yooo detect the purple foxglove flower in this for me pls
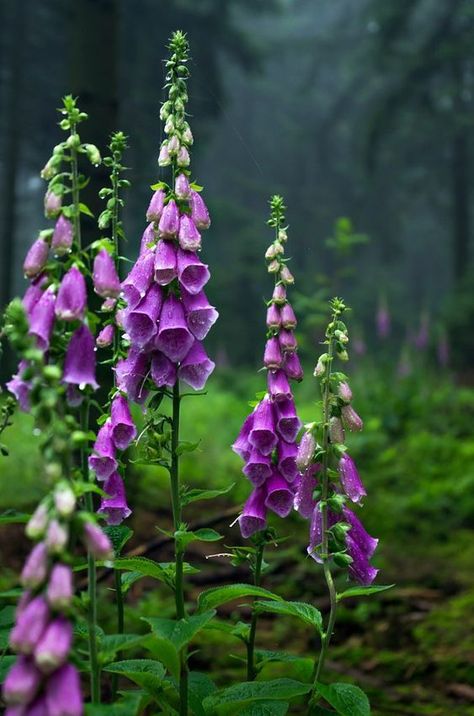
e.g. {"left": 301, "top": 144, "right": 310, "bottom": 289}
{"left": 63, "top": 324, "right": 99, "bottom": 391}
{"left": 242, "top": 447, "right": 272, "bottom": 487}
{"left": 44, "top": 189, "right": 62, "bottom": 217}
{"left": 146, "top": 189, "right": 166, "bottom": 222}
{"left": 25, "top": 503, "right": 49, "bottom": 540}
{"left": 294, "top": 466, "right": 319, "bottom": 519}
{"left": 272, "top": 283, "right": 286, "bottom": 305}
{"left": 115, "top": 348, "right": 150, "bottom": 404}
{"left": 347, "top": 535, "right": 378, "bottom": 585}
{"left": 124, "top": 283, "right": 163, "bottom": 348}
{"left": 96, "top": 324, "right": 114, "bottom": 348}
{"left": 263, "top": 337, "right": 282, "bottom": 369}
{"left": 177, "top": 249, "right": 210, "bottom": 295}
{"left": 20, "top": 543, "right": 48, "bottom": 589}
{"left": 277, "top": 440, "right": 298, "bottom": 482}
{"left": 2, "top": 656, "right": 42, "bottom": 706}
{"left": 376, "top": 303, "right": 390, "bottom": 338}
{"left": 342, "top": 507, "right": 378, "bottom": 559}
{"left": 54, "top": 483, "right": 75, "bottom": 517}
{"left": 9, "top": 596, "right": 50, "bottom": 654}
{"left": 339, "top": 453, "right": 366, "bottom": 503}
{"left": 93, "top": 249, "right": 121, "bottom": 298}
{"left": 88, "top": 421, "right": 117, "bottom": 481}
{"left": 82, "top": 522, "right": 113, "bottom": 560}
{"left": 155, "top": 293, "right": 194, "bottom": 362}
{"left": 267, "top": 369, "right": 291, "bottom": 402}
{"left": 98, "top": 472, "right": 132, "bottom": 525}
{"left": 296, "top": 431, "right": 316, "bottom": 472}
{"left": 281, "top": 302, "right": 297, "bottom": 329}
{"left": 175, "top": 173, "right": 191, "bottom": 199}
{"left": 265, "top": 470, "right": 294, "bottom": 517}
{"left": 158, "top": 141, "right": 171, "bottom": 166}
{"left": 110, "top": 394, "right": 136, "bottom": 450}
{"left": 329, "top": 416, "right": 345, "bottom": 444}
{"left": 177, "top": 145, "right": 190, "bottom": 167}
{"left": 28, "top": 287, "right": 55, "bottom": 351}
{"left": 178, "top": 340, "right": 215, "bottom": 390}
{"left": 189, "top": 190, "right": 210, "bottom": 230}
{"left": 232, "top": 412, "right": 254, "bottom": 461}
{"left": 46, "top": 564, "right": 73, "bottom": 610}
{"left": 248, "top": 398, "right": 277, "bottom": 456}
{"left": 282, "top": 350, "right": 303, "bottom": 381}
{"left": 16, "top": 591, "right": 32, "bottom": 619}
{"left": 266, "top": 304, "right": 281, "bottom": 329}
{"left": 182, "top": 288, "right": 218, "bottom": 341}
{"left": 55, "top": 266, "right": 86, "bottom": 321}
{"left": 23, "top": 238, "right": 49, "bottom": 278}
{"left": 341, "top": 404, "right": 363, "bottom": 431}
{"left": 178, "top": 214, "right": 201, "bottom": 252}
{"left": 154, "top": 239, "right": 178, "bottom": 285}
{"left": 46, "top": 663, "right": 83, "bottom": 716}
{"left": 275, "top": 398, "right": 301, "bottom": 443}
{"left": 158, "top": 199, "right": 179, "bottom": 238}
{"left": 6, "top": 361, "right": 31, "bottom": 412}
{"left": 122, "top": 249, "right": 155, "bottom": 310}
{"left": 66, "top": 385, "right": 83, "bottom": 408}
{"left": 34, "top": 616, "right": 72, "bottom": 674}
{"left": 279, "top": 328, "right": 297, "bottom": 353}
{"left": 22, "top": 276, "right": 47, "bottom": 318}
{"left": 140, "top": 222, "right": 156, "bottom": 254}
{"left": 51, "top": 215, "right": 73, "bottom": 256}
{"left": 338, "top": 381, "right": 352, "bottom": 403}
{"left": 5, "top": 704, "right": 27, "bottom": 716}
{"left": 102, "top": 297, "right": 117, "bottom": 313}
{"left": 22, "top": 695, "right": 48, "bottom": 716}
{"left": 280, "top": 265, "right": 294, "bottom": 285}
{"left": 151, "top": 351, "right": 177, "bottom": 388}
{"left": 168, "top": 135, "right": 180, "bottom": 155}
{"left": 45, "top": 519, "right": 68, "bottom": 554}
{"left": 239, "top": 486, "right": 267, "bottom": 538}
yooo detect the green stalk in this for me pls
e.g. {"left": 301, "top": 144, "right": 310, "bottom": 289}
{"left": 246, "top": 541, "right": 265, "bottom": 681}
{"left": 170, "top": 381, "right": 188, "bottom": 715}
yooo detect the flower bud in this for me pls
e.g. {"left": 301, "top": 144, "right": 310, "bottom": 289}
{"left": 296, "top": 431, "right": 316, "bottom": 471}
{"left": 175, "top": 173, "right": 190, "bottom": 199}
{"left": 181, "top": 124, "right": 194, "bottom": 145}
{"left": 46, "top": 564, "right": 73, "bottom": 610}
{"left": 278, "top": 228, "right": 287, "bottom": 242}
{"left": 189, "top": 190, "right": 210, "bottom": 230}
{"left": 21, "top": 542, "right": 48, "bottom": 589}
{"left": 164, "top": 115, "right": 175, "bottom": 134}
{"left": 333, "top": 552, "right": 353, "bottom": 567}
{"left": 272, "top": 283, "right": 287, "bottom": 305}
{"left": 82, "top": 522, "right": 114, "bottom": 560}
{"left": 9, "top": 596, "right": 50, "bottom": 655}
{"left": 160, "top": 101, "right": 172, "bottom": 120}
{"left": 280, "top": 265, "right": 294, "bottom": 284}
{"left": 53, "top": 482, "right": 76, "bottom": 517}
{"left": 338, "top": 381, "right": 352, "bottom": 403}
{"left": 168, "top": 135, "right": 180, "bottom": 155}
{"left": 341, "top": 404, "right": 363, "bottom": 431}
{"left": 337, "top": 348, "right": 349, "bottom": 361}
{"left": 158, "top": 142, "right": 171, "bottom": 166}
{"left": 329, "top": 416, "right": 345, "bottom": 444}
{"left": 25, "top": 503, "right": 49, "bottom": 539}
{"left": 23, "top": 239, "right": 49, "bottom": 278}
{"left": 84, "top": 143, "right": 101, "bottom": 165}
{"left": 266, "top": 304, "right": 281, "bottom": 329}
{"left": 34, "top": 616, "right": 72, "bottom": 674}
{"left": 267, "top": 259, "right": 280, "bottom": 274}
{"left": 281, "top": 302, "right": 297, "bottom": 329}
{"left": 146, "top": 189, "right": 165, "bottom": 222}
{"left": 44, "top": 190, "right": 62, "bottom": 218}
{"left": 51, "top": 215, "right": 73, "bottom": 256}
{"left": 177, "top": 146, "right": 190, "bottom": 167}
{"left": 45, "top": 519, "right": 68, "bottom": 554}
{"left": 93, "top": 249, "right": 121, "bottom": 298}
{"left": 2, "top": 655, "right": 42, "bottom": 705}
{"left": 314, "top": 353, "right": 328, "bottom": 377}
{"left": 96, "top": 324, "right": 114, "bottom": 348}
{"left": 263, "top": 337, "right": 282, "bottom": 369}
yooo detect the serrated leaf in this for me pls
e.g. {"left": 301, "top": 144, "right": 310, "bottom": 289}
{"left": 181, "top": 483, "right": 234, "bottom": 506}
{"left": 238, "top": 702, "right": 289, "bottom": 716}
{"left": 104, "top": 525, "right": 134, "bottom": 556}
{"left": 315, "top": 682, "right": 370, "bottom": 716}
{"left": 203, "top": 679, "right": 311, "bottom": 714}
{"left": 113, "top": 557, "right": 171, "bottom": 584}
{"left": 142, "top": 611, "right": 216, "bottom": 652}
{"left": 336, "top": 584, "right": 395, "bottom": 602}
{"left": 103, "top": 659, "right": 165, "bottom": 695}
{"left": 177, "top": 528, "right": 222, "bottom": 549}
{"left": 98, "top": 633, "right": 145, "bottom": 659}
{"left": 254, "top": 600, "right": 323, "bottom": 634}
{"left": 188, "top": 672, "right": 217, "bottom": 716}
{"left": 197, "top": 584, "right": 282, "bottom": 613}
{"left": 0, "top": 510, "right": 29, "bottom": 524}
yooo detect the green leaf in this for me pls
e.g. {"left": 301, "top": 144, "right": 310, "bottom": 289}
{"left": 336, "top": 584, "right": 395, "bottom": 602}
{"left": 181, "top": 483, "right": 234, "bottom": 506}
{"left": 98, "top": 633, "right": 145, "bottom": 660}
{"left": 0, "top": 655, "right": 16, "bottom": 683}
{"left": 142, "top": 611, "right": 216, "bottom": 652}
{"left": 79, "top": 202, "right": 94, "bottom": 217}
{"left": 315, "top": 682, "right": 370, "bottom": 716}
{"left": 85, "top": 691, "right": 146, "bottom": 716}
{"left": 254, "top": 600, "right": 323, "bottom": 634}
{"left": 113, "top": 557, "right": 172, "bottom": 584}
{"left": 203, "top": 679, "right": 311, "bottom": 714}
{"left": 104, "top": 525, "right": 134, "bottom": 556}
{"left": 188, "top": 672, "right": 217, "bottom": 716}
{"left": 255, "top": 650, "right": 312, "bottom": 667}
{"left": 0, "top": 510, "right": 29, "bottom": 524}
{"left": 176, "top": 528, "right": 222, "bottom": 549}
{"left": 103, "top": 659, "right": 165, "bottom": 695}
{"left": 0, "top": 606, "right": 15, "bottom": 627}
{"left": 150, "top": 181, "right": 168, "bottom": 190}
{"left": 197, "top": 584, "right": 283, "bottom": 613}
{"left": 142, "top": 633, "right": 180, "bottom": 680}
{"left": 176, "top": 440, "right": 200, "bottom": 456}
{"left": 238, "top": 703, "right": 289, "bottom": 716}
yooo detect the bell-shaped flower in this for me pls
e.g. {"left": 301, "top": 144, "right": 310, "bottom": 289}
{"left": 20, "top": 543, "right": 48, "bottom": 590}
{"left": 150, "top": 351, "right": 177, "bottom": 388}
{"left": 265, "top": 470, "right": 294, "bottom": 517}
{"left": 124, "top": 283, "right": 163, "bottom": 348}
{"left": 275, "top": 398, "right": 301, "bottom": 443}
{"left": 232, "top": 412, "right": 254, "bottom": 461}
{"left": 339, "top": 453, "right": 366, "bottom": 503}
{"left": 98, "top": 472, "right": 132, "bottom": 525}
{"left": 155, "top": 293, "right": 194, "bottom": 362}
{"left": 177, "top": 249, "right": 210, "bottom": 295}
{"left": 82, "top": 523, "right": 113, "bottom": 560}
{"left": 178, "top": 340, "right": 215, "bottom": 390}
{"left": 2, "top": 655, "right": 42, "bottom": 706}
{"left": 158, "top": 199, "right": 179, "bottom": 238}
{"left": 294, "top": 466, "right": 319, "bottom": 518}
{"left": 110, "top": 394, "right": 136, "bottom": 450}
{"left": 242, "top": 447, "right": 272, "bottom": 487}
{"left": 93, "top": 249, "right": 121, "bottom": 298}
{"left": 122, "top": 249, "right": 155, "bottom": 310}
{"left": 34, "top": 616, "right": 72, "bottom": 674}
{"left": 154, "top": 239, "right": 177, "bottom": 285}
{"left": 239, "top": 486, "right": 267, "bottom": 538}
{"left": 46, "top": 663, "right": 83, "bottom": 716}
{"left": 282, "top": 351, "right": 303, "bottom": 381}
{"left": 9, "top": 596, "right": 50, "bottom": 655}
{"left": 266, "top": 304, "right": 281, "bottom": 329}
{"left": 263, "top": 337, "right": 282, "bottom": 369}
{"left": 267, "top": 369, "right": 291, "bottom": 402}
{"left": 248, "top": 398, "right": 277, "bottom": 456}
{"left": 63, "top": 324, "right": 98, "bottom": 391}
{"left": 23, "top": 239, "right": 49, "bottom": 278}
{"left": 115, "top": 348, "right": 150, "bottom": 404}
{"left": 175, "top": 173, "right": 191, "bottom": 199}
{"left": 277, "top": 440, "right": 298, "bottom": 482}
{"left": 88, "top": 421, "right": 117, "bottom": 481}
{"left": 55, "top": 266, "right": 86, "bottom": 321}
{"left": 51, "top": 215, "right": 73, "bottom": 256}
{"left": 46, "top": 565, "right": 73, "bottom": 610}
{"left": 28, "top": 287, "right": 56, "bottom": 350}
{"left": 178, "top": 214, "right": 201, "bottom": 251}
{"left": 146, "top": 189, "right": 165, "bottom": 222}
{"left": 189, "top": 190, "right": 210, "bottom": 230}
{"left": 181, "top": 288, "right": 218, "bottom": 341}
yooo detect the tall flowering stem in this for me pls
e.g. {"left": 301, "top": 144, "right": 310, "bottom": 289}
{"left": 232, "top": 195, "right": 303, "bottom": 681}
{"left": 118, "top": 31, "right": 216, "bottom": 716}
{"left": 296, "top": 298, "right": 379, "bottom": 711}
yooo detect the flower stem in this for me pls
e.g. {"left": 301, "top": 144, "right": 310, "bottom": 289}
{"left": 170, "top": 381, "right": 188, "bottom": 715}
{"left": 111, "top": 568, "right": 124, "bottom": 700}
{"left": 246, "top": 540, "right": 265, "bottom": 681}
{"left": 310, "top": 321, "right": 337, "bottom": 706}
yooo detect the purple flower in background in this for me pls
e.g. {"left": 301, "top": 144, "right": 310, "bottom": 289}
{"left": 55, "top": 266, "right": 86, "bottom": 321}
{"left": 22, "top": 275, "right": 47, "bottom": 318}
{"left": 6, "top": 361, "right": 32, "bottom": 412}
{"left": 46, "top": 564, "right": 73, "bottom": 610}
{"left": 28, "top": 287, "right": 56, "bottom": 351}
{"left": 82, "top": 522, "right": 113, "bottom": 560}
{"left": 376, "top": 300, "right": 390, "bottom": 339}
{"left": 20, "top": 543, "right": 48, "bottom": 590}
{"left": 2, "top": 656, "right": 42, "bottom": 706}
{"left": 23, "top": 238, "right": 49, "bottom": 279}
{"left": 46, "top": 663, "right": 83, "bottom": 716}
{"left": 63, "top": 324, "right": 98, "bottom": 391}
{"left": 34, "top": 616, "right": 72, "bottom": 673}
{"left": 98, "top": 472, "right": 132, "bottom": 525}
{"left": 110, "top": 394, "right": 137, "bottom": 450}
{"left": 339, "top": 453, "right": 366, "bottom": 503}
{"left": 96, "top": 324, "right": 115, "bottom": 348}
{"left": 93, "top": 248, "right": 121, "bottom": 298}
{"left": 414, "top": 313, "right": 430, "bottom": 351}
{"left": 9, "top": 596, "right": 50, "bottom": 655}
{"left": 89, "top": 421, "right": 117, "bottom": 481}
{"left": 51, "top": 215, "right": 73, "bottom": 256}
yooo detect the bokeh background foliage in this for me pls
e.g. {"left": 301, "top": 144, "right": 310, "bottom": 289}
{"left": 1, "top": 1, "right": 474, "bottom": 714}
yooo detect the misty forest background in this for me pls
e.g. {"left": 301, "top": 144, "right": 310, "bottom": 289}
{"left": 1, "top": 1, "right": 474, "bottom": 715}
